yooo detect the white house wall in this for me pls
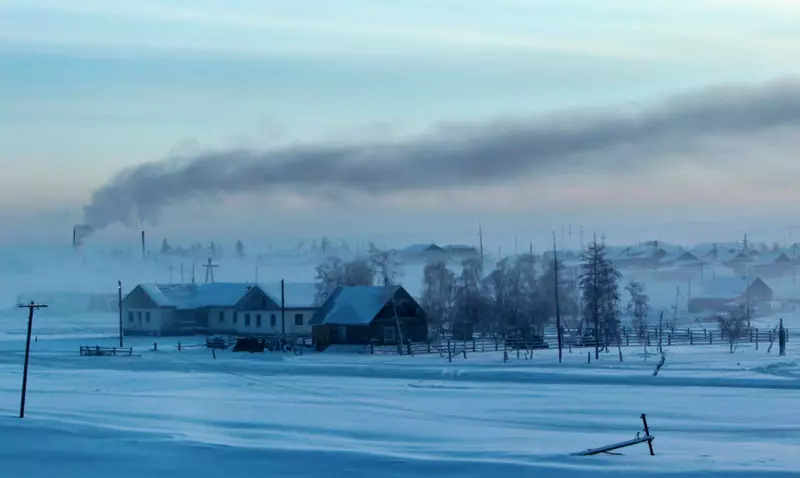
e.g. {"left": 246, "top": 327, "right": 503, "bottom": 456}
{"left": 207, "top": 308, "right": 315, "bottom": 336}
{"left": 122, "top": 307, "right": 171, "bottom": 334}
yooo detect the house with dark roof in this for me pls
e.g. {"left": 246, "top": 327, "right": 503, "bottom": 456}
{"left": 400, "top": 243, "right": 446, "bottom": 262}
{"left": 122, "top": 282, "right": 317, "bottom": 336}
{"left": 687, "top": 277, "right": 772, "bottom": 314}
{"left": 309, "top": 285, "right": 428, "bottom": 350}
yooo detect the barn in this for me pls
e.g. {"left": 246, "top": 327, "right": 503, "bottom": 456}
{"left": 309, "top": 285, "right": 428, "bottom": 350}
{"left": 687, "top": 277, "right": 773, "bottom": 314}
{"left": 121, "top": 282, "right": 317, "bottom": 336}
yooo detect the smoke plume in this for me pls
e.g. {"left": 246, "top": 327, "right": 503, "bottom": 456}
{"left": 83, "top": 78, "right": 800, "bottom": 231}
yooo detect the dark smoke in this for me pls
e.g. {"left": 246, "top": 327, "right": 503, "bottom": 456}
{"left": 83, "top": 78, "right": 800, "bottom": 230}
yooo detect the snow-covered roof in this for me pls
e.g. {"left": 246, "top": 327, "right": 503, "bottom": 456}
{"left": 134, "top": 282, "right": 261, "bottom": 309}
{"left": 751, "top": 252, "right": 791, "bottom": 266}
{"left": 696, "top": 277, "right": 767, "bottom": 300}
{"left": 260, "top": 282, "right": 317, "bottom": 308}
{"left": 309, "top": 285, "right": 403, "bottom": 326}
{"left": 402, "top": 243, "right": 443, "bottom": 253}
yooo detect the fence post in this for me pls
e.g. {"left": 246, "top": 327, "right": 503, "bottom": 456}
{"left": 779, "top": 319, "right": 786, "bottom": 357}
{"left": 587, "top": 352, "right": 591, "bottom": 364}
{"left": 689, "top": 330, "right": 693, "bottom": 346}
{"left": 472, "top": 339, "right": 476, "bottom": 352}
{"left": 755, "top": 328, "right": 759, "bottom": 350}
{"left": 667, "top": 333, "right": 671, "bottom": 346}
{"left": 427, "top": 341, "right": 431, "bottom": 353}
{"left": 178, "top": 342, "right": 182, "bottom": 351}
{"left": 749, "top": 328, "right": 753, "bottom": 343}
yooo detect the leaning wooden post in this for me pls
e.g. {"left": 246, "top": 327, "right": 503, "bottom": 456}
{"left": 779, "top": 319, "right": 786, "bottom": 357}
{"left": 641, "top": 413, "right": 655, "bottom": 456}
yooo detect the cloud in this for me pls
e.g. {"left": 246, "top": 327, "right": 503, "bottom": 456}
{"left": 82, "top": 78, "right": 800, "bottom": 231}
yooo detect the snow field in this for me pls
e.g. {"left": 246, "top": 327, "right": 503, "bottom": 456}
{"left": 0, "top": 311, "right": 798, "bottom": 477}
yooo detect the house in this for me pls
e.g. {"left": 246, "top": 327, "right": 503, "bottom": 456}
{"left": 309, "top": 285, "right": 428, "bottom": 350}
{"left": 400, "top": 243, "right": 446, "bottom": 261}
{"left": 443, "top": 245, "right": 480, "bottom": 259}
{"left": 687, "top": 277, "right": 773, "bottom": 314}
{"left": 121, "top": 282, "right": 317, "bottom": 336}
{"left": 748, "top": 252, "right": 794, "bottom": 277}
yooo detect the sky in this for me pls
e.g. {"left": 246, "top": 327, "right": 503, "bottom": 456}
{"left": 3, "top": 0, "right": 800, "bottom": 248}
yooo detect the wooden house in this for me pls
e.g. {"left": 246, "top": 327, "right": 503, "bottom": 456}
{"left": 309, "top": 285, "right": 428, "bottom": 350}
{"left": 687, "top": 277, "right": 772, "bottom": 314}
{"left": 121, "top": 282, "right": 317, "bottom": 336}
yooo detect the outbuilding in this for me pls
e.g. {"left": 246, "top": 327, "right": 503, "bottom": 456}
{"left": 309, "top": 285, "right": 428, "bottom": 350}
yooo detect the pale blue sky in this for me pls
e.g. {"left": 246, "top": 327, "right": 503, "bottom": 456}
{"left": 2, "top": 0, "right": 800, "bottom": 244}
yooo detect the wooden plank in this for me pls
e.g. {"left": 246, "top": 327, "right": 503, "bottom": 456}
{"left": 572, "top": 435, "right": 654, "bottom": 456}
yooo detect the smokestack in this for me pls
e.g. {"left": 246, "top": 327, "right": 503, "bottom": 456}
{"left": 141, "top": 230, "right": 146, "bottom": 261}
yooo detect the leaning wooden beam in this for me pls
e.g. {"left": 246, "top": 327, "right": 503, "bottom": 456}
{"left": 573, "top": 414, "right": 655, "bottom": 456}
{"left": 572, "top": 435, "right": 655, "bottom": 456}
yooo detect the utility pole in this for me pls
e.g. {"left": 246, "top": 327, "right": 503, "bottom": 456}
{"left": 180, "top": 262, "right": 184, "bottom": 284}
{"left": 203, "top": 257, "right": 218, "bottom": 283}
{"left": 281, "top": 279, "right": 286, "bottom": 335}
{"left": 553, "top": 232, "right": 563, "bottom": 363}
{"left": 167, "top": 261, "right": 175, "bottom": 284}
{"left": 118, "top": 281, "right": 124, "bottom": 347}
{"left": 478, "top": 223, "right": 484, "bottom": 276}
{"left": 593, "top": 234, "right": 600, "bottom": 360}
{"left": 18, "top": 301, "right": 47, "bottom": 418}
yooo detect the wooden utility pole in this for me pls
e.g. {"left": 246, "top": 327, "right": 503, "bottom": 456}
{"left": 167, "top": 261, "right": 175, "bottom": 284}
{"left": 18, "top": 301, "right": 47, "bottom": 418}
{"left": 118, "top": 281, "right": 124, "bottom": 347}
{"left": 553, "top": 232, "right": 563, "bottom": 363}
{"left": 281, "top": 279, "right": 286, "bottom": 336}
{"left": 203, "top": 257, "right": 218, "bottom": 283}
{"left": 593, "top": 234, "right": 600, "bottom": 360}
{"left": 478, "top": 223, "right": 484, "bottom": 275}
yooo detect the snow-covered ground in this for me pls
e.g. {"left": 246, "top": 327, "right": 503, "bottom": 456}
{"left": 0, "top": 311, "right": 798, "bottom": 476}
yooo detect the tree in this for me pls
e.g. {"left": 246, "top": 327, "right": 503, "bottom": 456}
{"left": 452, "top": 258, "right": 493, "bottom": 334}
{"left": 369, "top": 244, "right": 402, "bottom": 286}
{"left": 421, "top": 261, "right": 456, "bottom": 332}
{"left": 314, "top": 256, "right": 345, "bottom": 305}
{"left": 343, "top": 258, "right": 373, "bottom": 286}
{"left": 625, "top": 281, "right": 650, "bottom": 338}
{"left": 235, "top": 240, "right": 245, "bottom": 258}
{"left": 717, "top": 305, "right": 748, "bottom": 353}
{"left": 579, "top": 237, "right": 621, "bottom": 359}
{"left": 160, "top": 238, "right": 172, "bottom": 255}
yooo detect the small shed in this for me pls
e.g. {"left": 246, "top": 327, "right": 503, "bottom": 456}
{"left": 309, "top": 285, "right": 428, "bottom": 350}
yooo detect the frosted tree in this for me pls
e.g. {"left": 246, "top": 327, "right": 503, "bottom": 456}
{"left": 314, "top": 256, "right": 345, "bottom": 305}
{"left": 235, "top": 240, "right": 245, "bottom": 258}
{"left": 453, "top": 257, "right": 493, "bottom": 334}
{"left": 625, "top": 281, "right": 650, "bottom": 338}
{"left": 717, "top": 305, "right": 748, "bottom": 353}
{"left": 320, "top": 236, "right": 332, "bottom": 256}
{"left": 421, "top": 260, "right": 456, "bottom": 332}
{"left": 160, "top": 238, "right": 172, "bottom": 255}
{"left": 343, "top": 258, "right": 374, "bottom": 286}
{"left": 539, "top": 257, "right": 578, "bottom": 331}
{"left": 369, "top": 245, "right": 402, "bottom": 286}
{"left": 579, "top": 237, "right": 620, "bottom": 358}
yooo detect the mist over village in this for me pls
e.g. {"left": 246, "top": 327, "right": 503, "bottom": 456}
{"left": 4, "top": 1, "right": 800, "bottom": 476}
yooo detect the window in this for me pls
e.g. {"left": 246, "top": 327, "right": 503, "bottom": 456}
{"left": 294, "top": 313, "right": 303, "bottom": 326}
{"left": 270, "top": 314, "right": 276, "bottom": 327}
{"left": 245, "top": 314, "right": 251, "bottom": 327}
{"left": 233, "top": 312, "right": 238, "bottom": 324}
{"left": 256, "top": 314, "right": 262, "bottom": 327}
{"left": 219, "top": 311, "right": 225, "bottom": 323}
{"left": 128, "top": 312, "right": 134, "bottom": 323}
{"left": 146, "top": 312, "right": 151, "bottom": 323}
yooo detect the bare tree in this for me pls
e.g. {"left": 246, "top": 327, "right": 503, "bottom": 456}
{"left": 421, "top": 261, "right": 456, "bottom": 332}
{"left": 625, "top": 280, "right": 650, "bottom": 338}
{"left": 314, "top": 256, "right": 345, "bottom": 305}
{"left": 717, "top": 305, "right": 748, "bottom": 353}
{"left": 343, "top": 258, "right": 374, "bottom": 286}
{"left": 369, "top": 244, "right": 402, "bottom": 286}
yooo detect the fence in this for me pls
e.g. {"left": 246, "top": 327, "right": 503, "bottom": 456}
{"left": 369, "top": 325, "right": 789, "bottom": 357}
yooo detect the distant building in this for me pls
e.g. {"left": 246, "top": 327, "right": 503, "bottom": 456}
{"left": 309, "top": 285, "right": 428, "bottom": 350}
{"left": 442, "top": 245, "right": 480, "bottom": 260}
{"left": 400, "top": 243, "right": 446, "bottom": 262}
{"left": 121, "top": 282, "right": 317, "bottom": 336}
{"left": 687, "top": 277, "right": 773, "bottom": 314}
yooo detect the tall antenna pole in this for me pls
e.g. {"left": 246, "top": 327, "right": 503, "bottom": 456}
{"left": 18, "top": 301, "right": 47, "bottom": 418}
{"left": 553, "top": 232, "right": 563, "bottom": 364}
{"left": 141, "top": 230, "right": 146, "bottom": 261}
{"left": 118, "top": 281, "right": 124, "bottom": 347}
